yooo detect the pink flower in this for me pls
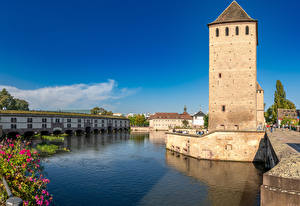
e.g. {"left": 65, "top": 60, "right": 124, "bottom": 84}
{"left": 24, "top": 201, "right": 28, "bottom": 205}
{"left": 9, "top": 144, "right": 14, "bottom": 147}
{"left": 16, "top": 134, "right": 20, "bottom": 138}
{"left": 26, "top": 158, "right": 31, "bottom": 162}
{"left": 19, "top": 149, "right": 26, "bottom": 155}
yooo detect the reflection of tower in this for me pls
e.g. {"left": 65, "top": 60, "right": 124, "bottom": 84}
{"left": 208, "top": 1, "right": 264, "bottom": 131}
{"left": 165, "top": 151, "right": 262, "bottom": 206}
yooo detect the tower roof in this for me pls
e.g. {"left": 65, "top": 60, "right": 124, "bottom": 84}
{"left": 208, "top": 1, "right": 256, "bottom": 26}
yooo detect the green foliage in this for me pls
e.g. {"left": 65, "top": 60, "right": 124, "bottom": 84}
{"left": 281, "top": 117, "right": 292, "bottom": 127}
{"left": 129, "top": 114, "right": 149, "bottom": 127}
{"left": 36, "top": 144, "right": 59, "bottom": 155}
{"left": 265, "top": 80, "right": 296, "bottom": 124}
{"left": 41, "top": 135, "right": 65, "bottom": 142}
{"left": 182, "top": 119, "right": 189, "bottom": 128}
{"left": 204, "top": 114, "right": 209, "bottom": 129}
{"left": 0, "top": 89, "right": 29, "bottom": 111}
{"left": 90, "top": 107, "right": 113, "bottom": 115}
{"left": 0, "top": 110, "right": 127, "bottom": 119}
{"left": 0, "top": 137, "right": 52, "bottom": 205}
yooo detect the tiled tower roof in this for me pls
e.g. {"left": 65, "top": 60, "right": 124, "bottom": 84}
{"left": 208, "top": 1, "right": 256, "bottom": 26}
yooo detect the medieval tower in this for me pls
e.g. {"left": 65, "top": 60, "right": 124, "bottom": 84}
{"left": 208, "top": 1, "right": 264, "bottom": 131}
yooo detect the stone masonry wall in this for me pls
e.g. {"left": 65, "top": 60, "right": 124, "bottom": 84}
{"left": 208, "top": 22, "right": 258, "bottom": 131}
{"left": 166, "top": 131, "right": 265, "bottom": 162}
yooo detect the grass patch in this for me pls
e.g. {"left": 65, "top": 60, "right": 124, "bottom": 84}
{"left": 42, "top": 135, "right": 65, "bottom": 141}
{"left": 36, "top": 144, "right": 59, "bottom": 155}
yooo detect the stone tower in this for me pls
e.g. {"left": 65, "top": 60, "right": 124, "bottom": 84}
{"left": 208, "top": 1, "right": 264, "bottom": 131}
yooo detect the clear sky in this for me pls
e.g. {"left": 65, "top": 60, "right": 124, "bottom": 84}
{"left": 0, "top": 0, "right": 299, "bottom": 114}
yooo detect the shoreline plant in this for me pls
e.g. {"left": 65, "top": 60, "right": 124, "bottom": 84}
{"left": 0, "top": 135, "right": 52, "bottom": 205}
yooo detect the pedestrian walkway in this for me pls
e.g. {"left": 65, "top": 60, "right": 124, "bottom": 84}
{"left": 267, "top": 129, "right": 300, "bottom": 153}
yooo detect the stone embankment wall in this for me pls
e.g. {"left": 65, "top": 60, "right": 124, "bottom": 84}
{"left": 166, "top": 131, "right": 265, "bottom": 162}
{"left": 261, "top": 132, "right": 300, "bottom": 206}
{"left": 130, "top": 127, "right": 150, "bottom": 133}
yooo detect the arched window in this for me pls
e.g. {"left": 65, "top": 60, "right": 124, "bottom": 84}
{"left": 235, "top": 26, "right": 239, "bottom": 35}
{"left": 225, "top": 27, "right": 229, "bottom": 36}
{"left": 245, "top": 26, "right": 249, "bottom": 35}
{"left": 216, "top": 28, "right": 219, "bottom": 37}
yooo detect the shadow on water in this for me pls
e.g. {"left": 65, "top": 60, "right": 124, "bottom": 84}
{"left": 165, "top": 150, "right": 264, "bottom": 206}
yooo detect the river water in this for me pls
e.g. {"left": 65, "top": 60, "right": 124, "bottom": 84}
{"left": 42, "top": 132, "right": 264, "bottom": 206}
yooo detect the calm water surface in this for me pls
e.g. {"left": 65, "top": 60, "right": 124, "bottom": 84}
{"left": 42, "top": 132, "right": 264, "bottom": 206}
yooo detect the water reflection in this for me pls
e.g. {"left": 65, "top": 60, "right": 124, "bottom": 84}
{"left": 41, "top": 132, "right": 263, "bottom": 206}
{"left": 166, "top": 150, "right": 263, "bottom": 206}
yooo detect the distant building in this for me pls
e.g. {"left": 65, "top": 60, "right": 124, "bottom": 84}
{"left": 113, "top": 113, "right": 123, "bottom": 117}
{"left": 149, "top": 112, "right": 192, "bottom": 131}
{"left": 192, "top": 111, "right": 206, "bottom": 127}
{"left": 277, "top": 109, "right": 299, "bottom": 126}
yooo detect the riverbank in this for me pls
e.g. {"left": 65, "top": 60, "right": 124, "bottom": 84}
{"left": 130, "top": 127, "right": 150, "bottom": 133}
{"left": 261, "top": 130, "right": 300, "bottom": 206}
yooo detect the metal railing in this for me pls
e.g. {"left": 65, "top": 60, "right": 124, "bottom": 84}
{"left": 1, "top": 176, "right": 22, "bottom": 206}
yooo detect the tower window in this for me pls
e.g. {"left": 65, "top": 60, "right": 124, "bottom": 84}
{"left": 222, "top": 105, "right": 226, "bottom": 112}
{"left": 225, "top": 27, "right": 229, "bottom": 36}
{"left": 235, "top": 26, "right": 239, "bottom": 35}
{"left": 216, "top": 28, "right": 219, "bottom": 37}
{"left": 218, "top": 73, "right": 222, "bottom": 78}
{"left": 246, "top": 26, "right": 249, "bottom": 35}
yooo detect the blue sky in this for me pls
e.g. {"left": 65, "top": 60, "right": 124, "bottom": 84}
{"left": 0, "top": 0, "right": 299, "bottom": 114}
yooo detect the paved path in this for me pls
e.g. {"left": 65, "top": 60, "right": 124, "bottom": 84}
{"left": 267, "top": 129, "right": 300, "bottom": 153}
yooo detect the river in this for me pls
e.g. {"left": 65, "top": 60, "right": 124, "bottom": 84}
{"left": 41, "top": 131, "right": 265, "bottom": 206}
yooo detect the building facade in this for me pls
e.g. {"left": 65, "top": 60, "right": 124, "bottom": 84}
{"left": 0, "top": 110, "right": 130, "bottom": 136}
{"left": 208, "top": 1, "right": 264, "bottom": 131}
{"left": 192, "top": 111, "right": 206, "bottom": 128}
{"left": 149, "top": 112, "right": 192, "bottom": 131}
{"left": 277, "top": 109, "right": 299, "bottom": 126}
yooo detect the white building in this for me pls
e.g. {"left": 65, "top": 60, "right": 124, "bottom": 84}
{"left": 192, "top": 111, "right": 206, "bottom": 127}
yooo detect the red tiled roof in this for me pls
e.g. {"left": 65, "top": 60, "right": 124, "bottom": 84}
{"left": 149, "top": 112, "right": 192, "bottom": 120}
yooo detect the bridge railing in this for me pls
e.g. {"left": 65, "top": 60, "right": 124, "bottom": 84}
{"left": 1, "top": 175, "right": 23, "bottom": 206}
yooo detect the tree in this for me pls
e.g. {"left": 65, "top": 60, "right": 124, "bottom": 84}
{"left": 90, "top": 107, "right": 101, "bottom": 114}
{"left": 182, "top": 119, "right": 189, "bottom": 128}
{"left": 265, "top": 80, "right": 296, "bottom": 124}
{"left": 90, "top": 107, "right": 113, "bottom": 115}
{"left": 15, "top": 99, "right": 29, "bottom": 111}
{"left": 204, "top": 114, "right": 209, "bottom": 129}
{"left": 129, "top": 114, "right": 149, "bottom": 127}
{"left": 0, "top": 88, "right": 29, "bottom": 110}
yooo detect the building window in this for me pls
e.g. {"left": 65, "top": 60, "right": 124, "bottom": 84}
{"left": 67, "top": 118, "right": 71, "bottom": 123}
{"left": 95, "top": 120, "right": 98, "bottom": 123}
{"left": 67, "top": 124, "right": 71, "bottom": 128}
{"left": 102, "top": 120, "right": 104, "bottom": 123}
{"left": 27, "top": 124, "right": 32, "bottom": 129}
{"left": 11, "top": 118, "right": 17, "bottom": 123}
{"left": 95, "top": 124, "right": 98, "bottom": 127}
{"left": 222, "top": 105, "right": 226, "bottom": 112}
{"left": 102, "top": 124, "right": 104, "bottom": 127}
{"left": 235, "top": 26, "right": 239, "bottom": 35}
{"left": 87, "top": 120, "right": 90, "bottom": 123}
{"left": 27, "top": 118, "right": 32, "bottom": 123}
{"left": 55, "top": 119, "right": 60, "bottom": 123}
{"left": 219, "top": 73, "right": 222, "bottom": 78}
{"left": 11, "top": 124, "right": 17, "bottom": 129}
{"left": 225, "top": 27, "right": 229, "bottom": 36}
{"left": 42, "top": 118, "right": 47, "bottom": 123}
{"left": 78, "top": 119, "right": 81, "bottom": 123}
{"left": 246, "top": 26, "right": 249, "bottom": 35}
{"left": 42, "top": 124, "right": 47, "bottom": 128}
{"left": 78, "top": 124, "right": 81, "bottom": 128}
{"left": 216, "top": 28, "right": 219, "bottom": 37}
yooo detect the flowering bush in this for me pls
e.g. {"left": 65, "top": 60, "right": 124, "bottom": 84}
{"left": 0, "top": 136, "right": 52, "bottom": 205}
